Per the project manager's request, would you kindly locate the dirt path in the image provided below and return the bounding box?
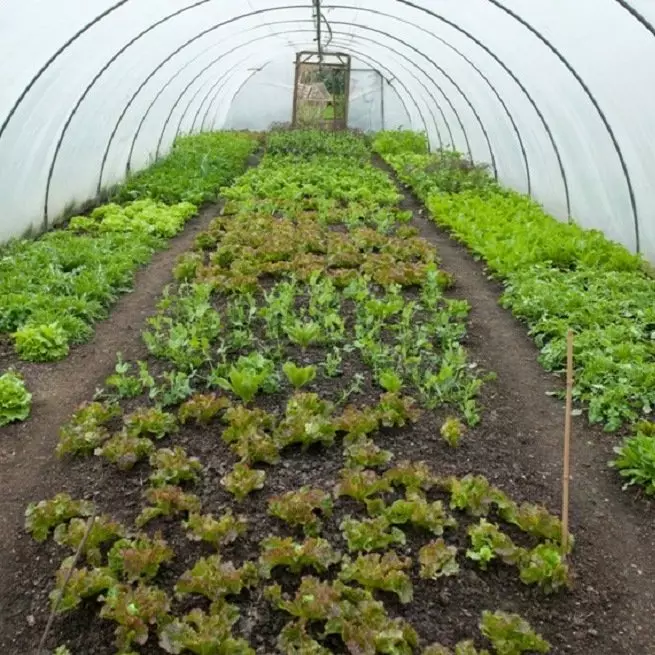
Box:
[378,158,655,652]
[0,205,222,600]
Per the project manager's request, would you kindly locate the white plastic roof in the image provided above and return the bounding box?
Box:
[1,0,654,261]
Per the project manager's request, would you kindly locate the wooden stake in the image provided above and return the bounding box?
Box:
[561,329,574,557]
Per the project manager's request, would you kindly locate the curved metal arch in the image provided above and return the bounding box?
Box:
[490,0,640,248]
[43,2,308,225]
[0,0,131,143]
[391,0,571,219]
[195,33,422,138]
[327,20,496,177]
[614,0,655,37]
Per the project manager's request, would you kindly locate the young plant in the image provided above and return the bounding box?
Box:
[159,603,254,655]
[335,405,380,443]
[610,421,655,496]
[277,619,332,655]
[275,393,336,450]
[479,610,550,655]
[334,467,391,502]
[0,370,32,426]
[124,407,178,440]
[446,474,512,517]
[176,554,259,601]
[99,583,171,652]
[149,446,203,486]
[54,515,126,566]
[215,363,270,404]
[265,576,341,622]
[466,519,523,570]
[377,369,403,393]
[57,401,120,457]
[284,319,322,349]
[339,552,413,603]
[441,416,465,448]
[178,392,231,425]
[95,431,155,470]
[50,557,115,612]
[184,510,248,548]
[25,493,94,542]
[321,346,343,377]
[382,491,457,535]
[136,485,202,527]
[268,487,333,536]
[418,539,460,580]
[517,543,570,593]
[376,392,421,427]
[108,533,174,582]
[14,322,69,362]
[500,502,567,546]
[221,462,266,501]
[282,361,317,389]
[104,353,144,399]
[384,460,435,492]
[340,515,406,552]
[344,439,394,469]
[259,536,341,577]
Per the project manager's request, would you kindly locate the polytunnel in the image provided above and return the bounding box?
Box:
[1,0,655,259]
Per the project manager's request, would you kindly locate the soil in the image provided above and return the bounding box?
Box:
[1,161,654,655]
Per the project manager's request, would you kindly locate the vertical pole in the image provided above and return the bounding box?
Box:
[561,329,574,556]
[343,55,351,130]
[291,53,300,128]
[380,71,385,131]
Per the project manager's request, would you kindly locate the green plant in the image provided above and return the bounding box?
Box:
[179,393,232,425]
[377,369,403,393]
[14,322,69,361]
[479,610,550,655]
[105,353,145,399]
[343,439,393,469]
[282,361,317,389]
[25,493,94,542]
[0,370,31,426]
[441,416,465,447]
[340,515,406,552]
[50,557,115,612]
[221,462,266,500]
[215,360,272,404]
[277,619,332,655]
[149,446,203,486]
[339,551,413,603]
[446,475,512,517]
[384,460,435,492]
[284,319,323,349]
[265,576,341,622]
[184,510,248,548]
[381,491,457,535]
[335,405,380,443]
[517,543,570,593]
[259,536,341,577]
[610,421,655,495]
[334,467,391,503]
[321,347,343,377]
[136,485,202,527]
[466,520,523,570]
[56,401,120,457]
[124,406,178,440]
[99,583,171,652]
[95,431,155,470]
[159,603,255,655]
[419,539,460,580]
[268,487,333,536]
[376,392,421,427]
[108,533,174,582]
[275,393,336,450]
[176,554,259,601]
[54,515,126,566]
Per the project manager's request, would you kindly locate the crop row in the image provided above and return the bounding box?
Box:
[372,130,655,497]
[0,132,259,428]
[27,130,561,654]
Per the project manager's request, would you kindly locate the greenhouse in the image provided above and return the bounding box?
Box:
[0,2,654,654]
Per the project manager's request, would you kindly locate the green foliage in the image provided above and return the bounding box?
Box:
[268,487,333,536]
[517,543,570,594]
[114,132,258,204]
[0,370,31,426]
[275,393,336,450]
[441,416,465,447]
[221,462,266,500]
[159,602,255,655]
[343,439,394,469]
[377,369,403,393]
[277,619,332,655]
[267,130,370,160]
[57,400,121,458]
[215,354,275,404]
[499,502,567,546]
[105,353,147,399]
[283,361,317,389]
[124,406,178,440]
[95,431,155,470]
[50,557,115,612]
[335,405,380,443]
[372,130,429,156]
[14,322,69,361]
[447,475,512,517]
[340,515,406,552]
[376,392,422,428]
[339,551,413,603]
[419,539,460,580]
[284,319,323,349]
[149,446,203,486]
[384,460,435,492]
[610,421,655,495]
[108,533,174,582]
[479,611,550,655]
[334,467,391,502]
[381,491,457,535]
[185,511,248,548]
[137,485,202,527]
[259,536,341,577]
[179,393,232,425]
[99,583,171,651]
[466,520,522,570]
[54,647,73,655]
[25,493,94,542]
[176,554,259,601]
[265,577,341,622]
[54,515,125,566]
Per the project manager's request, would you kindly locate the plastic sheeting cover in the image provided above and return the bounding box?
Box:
[0,0,654,262]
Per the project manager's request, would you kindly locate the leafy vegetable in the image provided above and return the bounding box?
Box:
[25,493,94,542]
[479,610,550,655]
[283,361,317,389]
[0,370,31,426]
[259,536,341,576]
[339,551,413,603]
[221,462,266,501]
[184,511,248,548]
[268,487,333,536]
[340,515,406,552]
[176,554,259,601]
[108,533,174,582]
[419,539,460,580]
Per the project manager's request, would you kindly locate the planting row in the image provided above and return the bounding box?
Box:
[372,130,655,497]
[0,132,259,428]
[27,131,565,654]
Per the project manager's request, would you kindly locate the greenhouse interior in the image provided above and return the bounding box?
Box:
[1,2,654,654]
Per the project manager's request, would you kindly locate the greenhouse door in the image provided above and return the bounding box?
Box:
[292,51,351,130]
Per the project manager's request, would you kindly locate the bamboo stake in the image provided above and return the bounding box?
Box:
[561,329,574,557]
